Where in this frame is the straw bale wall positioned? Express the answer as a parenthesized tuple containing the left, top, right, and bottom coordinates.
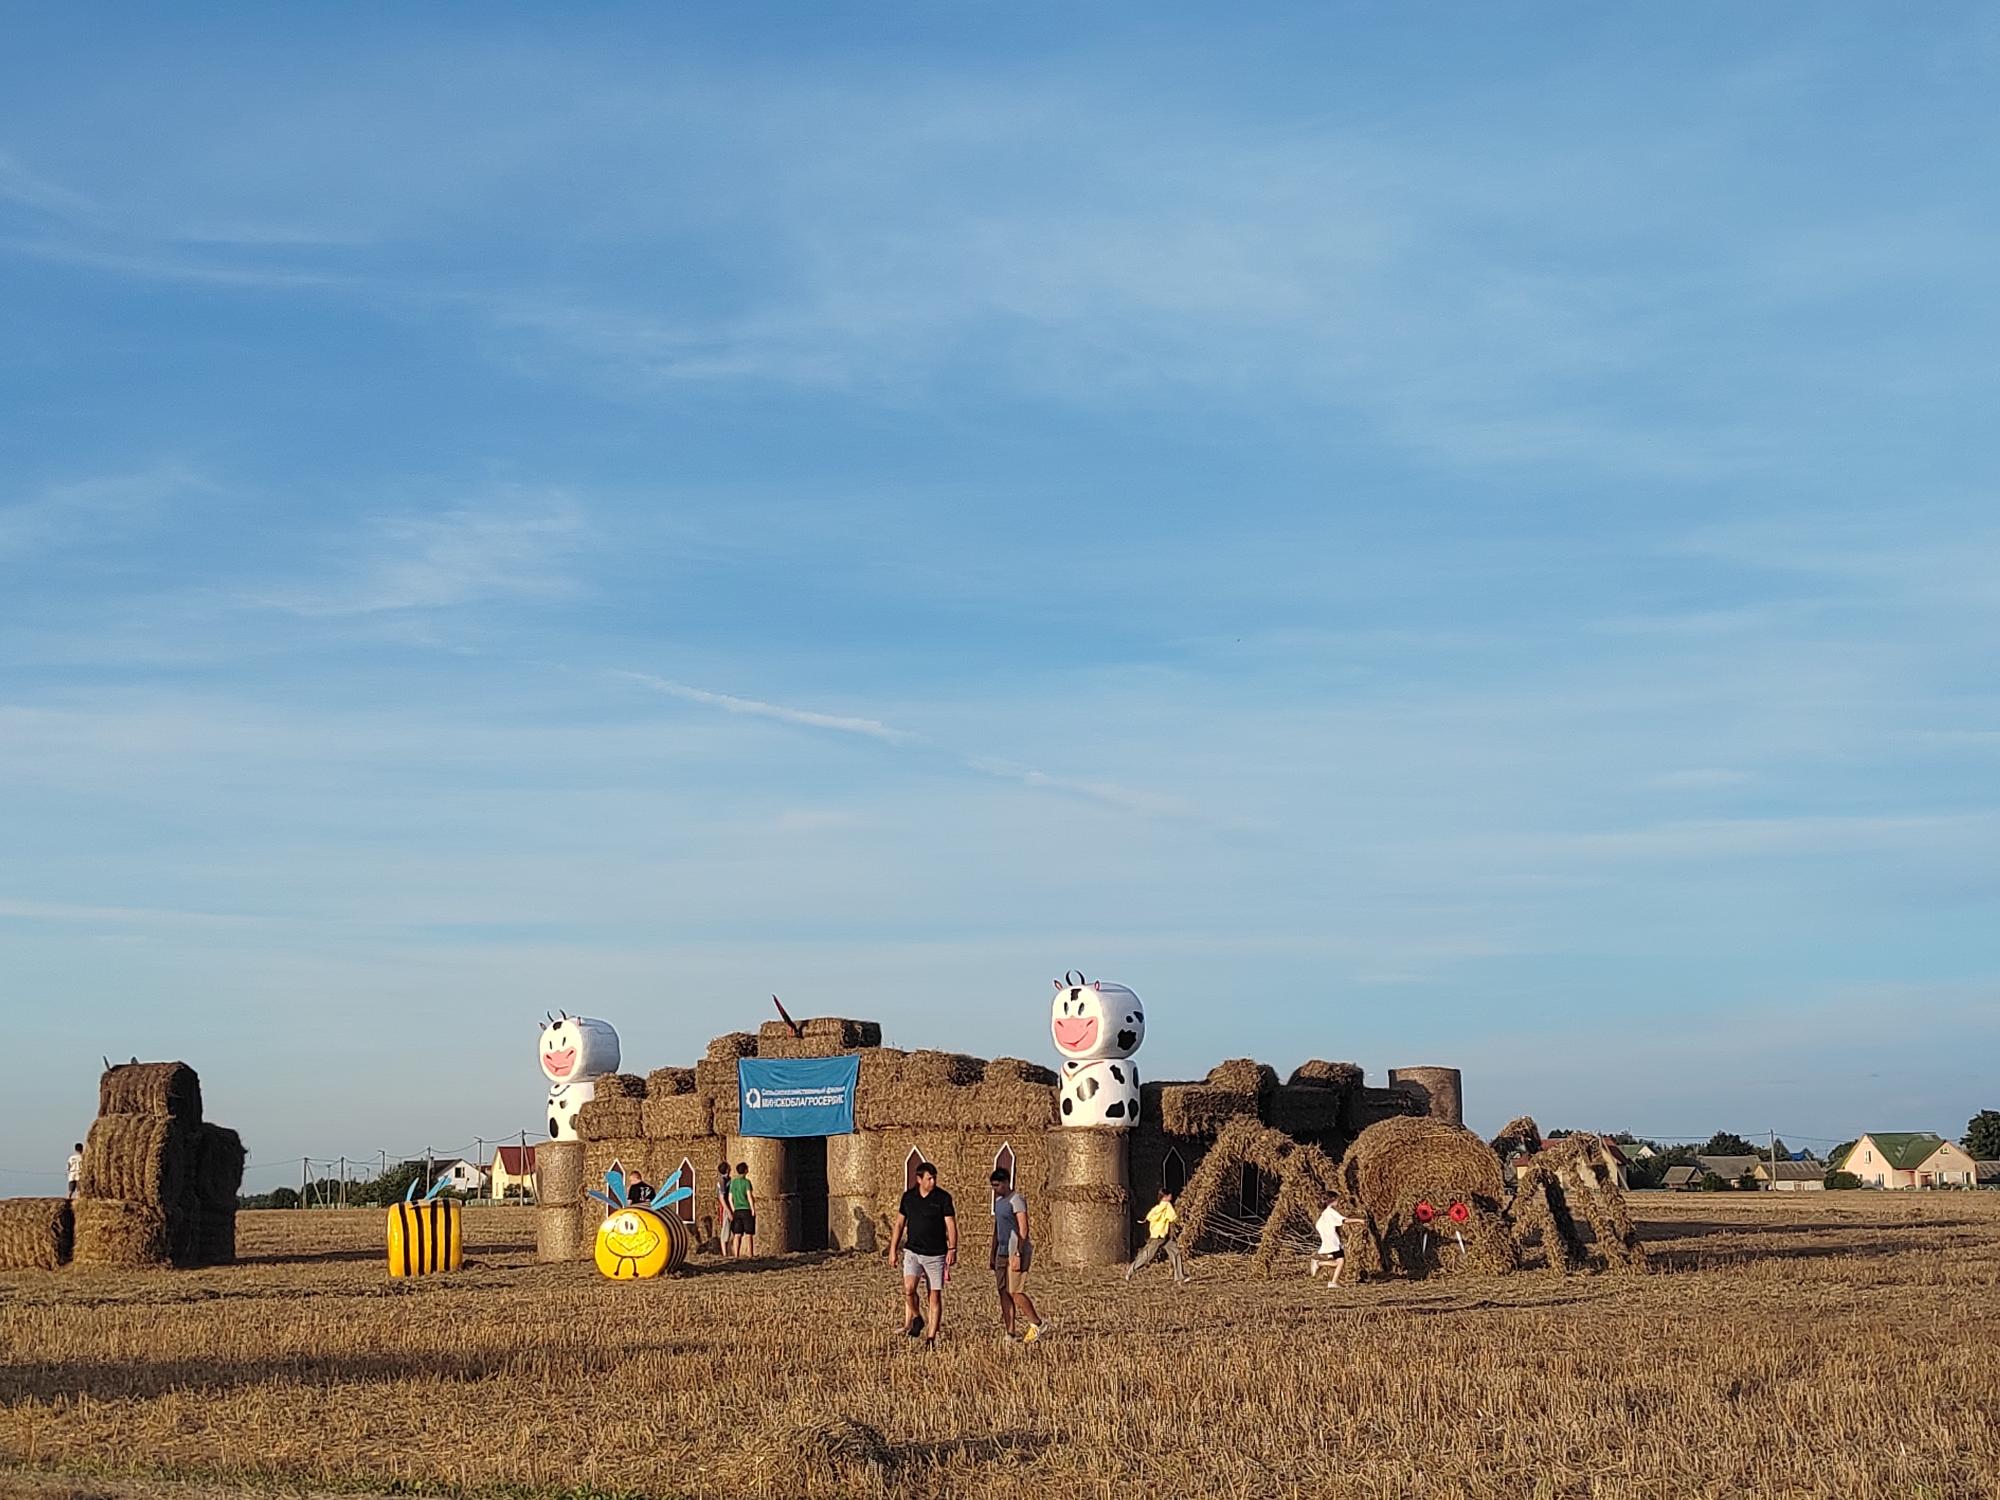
(576, 1096, 644, 1138)
(642, 1093, 714, 1140)
(593, 1072, 648, 1101)
(194, 1125, 246, 1208)
(647, 1066, 696, 1096)
(74, 1060, 240, 1270)
(705, 1031, 759, 1062)
(0, 1198, 74, 1271)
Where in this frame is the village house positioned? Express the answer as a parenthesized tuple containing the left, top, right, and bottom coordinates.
(1696, 1154, 1762, 1187)
(1838, 1133, 1979, 1189)
(437, 1158, 486, 1195)
(1749, 1159, 1824, 1192)
(488, 1144, 537, 1200)
(1662, 1164, 1702, 1191)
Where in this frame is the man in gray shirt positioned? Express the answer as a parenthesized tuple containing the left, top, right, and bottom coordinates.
(989, 1166, 1044, 1342)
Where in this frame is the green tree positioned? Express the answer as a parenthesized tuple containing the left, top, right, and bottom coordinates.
(1828, 1140, 1857, 1171)
(268, 1186, 301, 1209)
(1698, 1172, 1727, 1192)
(1962, 1111, 2000, 1161)
(1702, 1132, 1759, 1157)
(1824, 1170, 1861, 1190)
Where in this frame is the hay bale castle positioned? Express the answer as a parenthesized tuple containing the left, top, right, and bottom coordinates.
(540, 1015, 1459, 1267)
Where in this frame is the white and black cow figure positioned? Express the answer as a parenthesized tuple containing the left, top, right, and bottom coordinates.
(1051, 973, 1145, 1129)
(539, 1012, 621, 1142)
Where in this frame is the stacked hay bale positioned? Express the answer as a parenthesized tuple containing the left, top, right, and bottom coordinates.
(1173, 1114, 1341, 1269)
(1337, 1115, 1517, 1279)
(0, 1198, 75, 1270)
(74, 1062, 243, 1269)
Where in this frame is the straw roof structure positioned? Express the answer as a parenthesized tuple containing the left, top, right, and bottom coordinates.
(1174, 1115, 1342, 1272)
(1510, 1133, 1646, 1272)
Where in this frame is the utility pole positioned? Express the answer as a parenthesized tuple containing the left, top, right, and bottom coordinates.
(475, 1138, 484, 1203)
(300, 1156, 307, 1208)
(1770, 1130, 1779, 1192)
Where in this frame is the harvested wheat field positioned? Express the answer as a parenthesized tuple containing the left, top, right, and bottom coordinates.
(3, 1194, 1998, 1500)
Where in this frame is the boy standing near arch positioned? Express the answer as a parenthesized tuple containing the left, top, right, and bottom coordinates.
(989, 1165, 1043, 1342)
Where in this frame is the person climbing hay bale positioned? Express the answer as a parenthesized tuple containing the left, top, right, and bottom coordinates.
(1338, 1115, 1517, 1278)
(0, 1197, 75, 1270)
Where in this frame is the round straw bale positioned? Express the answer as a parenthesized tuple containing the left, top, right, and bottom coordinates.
(537, 1141, 585, 1205)
(0, 1197, 74, 1270)
(81, 1115, 193, 1204)
(98, 1061, 202, 1122)
(537, 1205, 584, 1262)
(194, 1124, 246, 1208)
(1490, 1114, 1542, 1160)
(72, 1198, 171, 1267)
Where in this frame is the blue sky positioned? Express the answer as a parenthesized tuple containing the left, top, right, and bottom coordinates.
(3, 7, 1996, 1193)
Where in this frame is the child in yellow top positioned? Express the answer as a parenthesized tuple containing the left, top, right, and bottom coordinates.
(1124, 1187, 1188, 1285)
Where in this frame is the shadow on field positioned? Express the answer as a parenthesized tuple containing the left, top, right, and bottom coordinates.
(0, 1338, 705, 1404)
(1641, 1233, 1979, 1272)
(684, 1251, 840, 1275)
(1637, 1216, 1978, 1244)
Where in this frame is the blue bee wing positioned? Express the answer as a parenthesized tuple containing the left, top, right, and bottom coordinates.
(606, 1163, 627, 1207)
(586, 1189, 617, 1208)
(405, 1178, 420, 1202)
(426, 1175, 452, 1200)
(658, 1185, 693, 1207)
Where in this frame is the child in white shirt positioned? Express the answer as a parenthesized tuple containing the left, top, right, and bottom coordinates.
(1310, 1193, 1355, 1287)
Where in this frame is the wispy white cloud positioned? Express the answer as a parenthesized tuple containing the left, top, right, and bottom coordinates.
(0, 463, 207, 557)
(249, 496, 585, 616)
(612, 670, 914, 743)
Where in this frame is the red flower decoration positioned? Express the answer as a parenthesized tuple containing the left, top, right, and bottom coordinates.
(1413, 1200, 1435, 1223)
(1448, 1201, 1470, 1224)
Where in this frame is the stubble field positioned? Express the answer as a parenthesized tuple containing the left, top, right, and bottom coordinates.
(3, 1192, 1997, 1500)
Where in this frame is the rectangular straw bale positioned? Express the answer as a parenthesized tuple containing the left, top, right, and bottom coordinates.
(1270, 1084, 1346, 1137)
(98, 1061, 202, 1123)
(194, 1124, 246, 1208)
(81, 1114, 193, 1204)
(967, 1080, 1056, 1130)
(1204, 1058, 1277, 1095)
(197, 1206, 236, 1265)
(755, 1034, 845, 1060)
(72, 1198, 171, 1267)
(0, 1197, 74, 1270)
(577, 1096, 644, 1140)
(643, 1092, 714, 1139)
(694, 1058, 742, 1103)
(902, 1050, 986, 1087)
(646, 1066, 696, 1096)
(801, 1017, 882, 1047)
(593, 1073, 648, 1101)
(984, 1057, 1057, 1086)
(1289, 1059, 1363, 1091)
(704, 1031, 759, 1062)
(1155, 1084, 1262, 1137)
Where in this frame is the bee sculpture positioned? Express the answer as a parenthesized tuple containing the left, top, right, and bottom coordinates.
(590, 1162, 694, 1280)
(386, 1174, 463, 1278)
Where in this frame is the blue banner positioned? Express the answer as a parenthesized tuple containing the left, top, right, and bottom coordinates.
(738, 1055, 859, 1138)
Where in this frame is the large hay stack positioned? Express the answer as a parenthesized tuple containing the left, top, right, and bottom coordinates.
(1172, 1115, 1342, 1272)
(0, 1198, 75, 1270)
(1338, 1115, 1517, 1279)
(72, 1061, 244, 1269)
(1511, 1132, 1647, 1273)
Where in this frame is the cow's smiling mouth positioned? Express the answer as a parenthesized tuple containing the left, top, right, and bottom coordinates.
(1053, 1016, 1098, 1051)
(543, 1048, 577, 1078)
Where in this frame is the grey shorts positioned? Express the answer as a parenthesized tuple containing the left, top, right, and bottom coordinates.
(902, 1250, 947, 1286)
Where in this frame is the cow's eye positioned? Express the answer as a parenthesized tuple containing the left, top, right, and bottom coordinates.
(1448, 1201, 1469, 1224)
(1414, 1201, 1436, 1224)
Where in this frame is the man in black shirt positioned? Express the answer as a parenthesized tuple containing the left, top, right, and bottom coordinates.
(888, 1161, 957, 1344)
